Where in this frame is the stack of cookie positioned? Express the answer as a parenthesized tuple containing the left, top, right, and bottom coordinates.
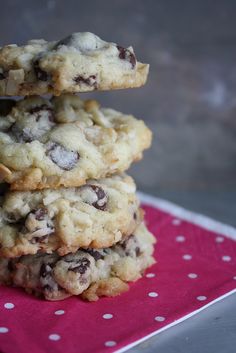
(0, 32, 155, 301)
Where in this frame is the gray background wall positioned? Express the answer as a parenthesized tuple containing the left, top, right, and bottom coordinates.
(0, 0, 235, 220)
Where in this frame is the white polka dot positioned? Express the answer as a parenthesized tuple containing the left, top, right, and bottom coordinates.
(148, 292, 158, 298)
(146, 273, 156, 278)
(176, 235, 185, 242)
(4, 303, 14, 309)
(54, 310, 65, 315)
(172, 219, 181, 225)
(155, 316, 165, 322)
(0, 327, 9, 333)
(215, 236, 224, 243)
(182, 254, 192, 260)
(49, 334, 61, 341)
(197, 296, 207, 301)
(105, 341, 116, 347)
(103, 314, 113, 319)
(222, 255, 231, 262)
(188, 273, 198, 279)
(233, 276, 236, 280)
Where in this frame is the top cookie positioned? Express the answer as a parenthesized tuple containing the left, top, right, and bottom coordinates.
(0, 32, 149, 96)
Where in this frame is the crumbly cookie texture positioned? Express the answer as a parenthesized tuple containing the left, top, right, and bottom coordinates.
(0, 94, 152, 191)
(0, 174, 142, 257)
(0, 223, 156, 301)
(0, 32, 149, 96)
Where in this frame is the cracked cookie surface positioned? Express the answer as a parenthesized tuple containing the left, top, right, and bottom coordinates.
(0, 94, 152, 190)
(0, 174, 142, 257)
(0, 223, 156, 301)
(0, 32, 149, 96)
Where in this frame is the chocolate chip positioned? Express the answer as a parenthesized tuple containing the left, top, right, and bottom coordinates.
(4, 212, 17, 223)
(29, 105, 54, 122)
(133, 212, 137, 220)
(40, 263, 52, 278)
(117, 45, 136, 68)
(30, 234, 49, 244)
(43, 283, 64, 292)
(29, 105, 47, 114)
(0, 72, 6, 80)
(70, 258, 90, 274)
(33, 59, 49, 81)
(135, 247, 141, 257)
(0, 183, 9, 196)
(54, 34, 96, 52)
(43, 284, 53, 292)
(7, 260, 15, 272)
(121, 235, 140, 257)
(8, 214, 26, 228)
(85, 249, 104, 261)
(54, 35, 74, 49)
(47, 142, 80, 171)
(24, 208, 54, 241)
(88, 185, 107, 211)
(9, 104, 55, 142)
(74, 75, 97, 89)
(0, 99, 15, 116)
(121, 236, 132, 250)
(33, 208, 48, 221)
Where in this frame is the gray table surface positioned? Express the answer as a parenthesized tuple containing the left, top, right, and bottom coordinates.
(130, 291, 236, 353)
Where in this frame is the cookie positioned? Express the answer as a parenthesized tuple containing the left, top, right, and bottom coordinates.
(0, 174, 143, 257)
(0, 32, 149, 96)
(0, 223, 156, 301)
(0, 94, 152, 190)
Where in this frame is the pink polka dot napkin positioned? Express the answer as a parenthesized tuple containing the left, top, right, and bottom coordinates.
(0, 193, 236, 353)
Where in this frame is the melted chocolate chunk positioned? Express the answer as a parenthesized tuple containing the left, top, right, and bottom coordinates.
(24, 208, 54, 242)
(86, 249, 104, 261)
(29, 105, 54, 122)
(43, 283, 64, 292)
(0, 183, 9, 196)
(39, 260, 62, 293)
(88, 184, 108, 211)
(9, 105, 54, 142)
(117, 45, 136, 68)
(29, 105, 47, 114)
(54, 35, 73, 49)
(43, 284, 53, 292)
(5, 212, 20, 223)
(135, 247, 141, 257)
(0, 72, 6, 80)
(121, 235, 140, 256)
(33, 208, 48, 221)
(0, 99, 16, 116)
(33, 59, 49, 81)
(7, 260, 15, 272)
(40, 263, 52, 278)
(54, 34, 98, 52)
(8, 213, 27, 228)
(30, 234, 49, 244)
(70, 258, 90, 274)
(121, 236, 132, 250)
(47, 142, 80, 171)
(74, 75, 97, 88)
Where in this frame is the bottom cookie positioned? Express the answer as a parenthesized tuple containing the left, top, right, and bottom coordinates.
(0, 223, 156, 301)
